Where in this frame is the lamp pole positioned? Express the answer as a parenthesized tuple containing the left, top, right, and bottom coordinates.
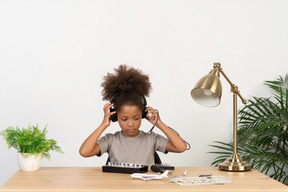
(233, 91, 238, 156)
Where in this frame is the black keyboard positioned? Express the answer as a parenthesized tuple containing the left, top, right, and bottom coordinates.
(102, 163, 148, 174)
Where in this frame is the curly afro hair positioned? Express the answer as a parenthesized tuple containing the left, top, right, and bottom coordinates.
(101, 65, 152, 111)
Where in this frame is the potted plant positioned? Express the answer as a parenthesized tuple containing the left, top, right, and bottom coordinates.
(210, 74, 288, 185)
(0, 124, 63, 171)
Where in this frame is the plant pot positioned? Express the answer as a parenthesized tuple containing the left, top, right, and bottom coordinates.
(17, 152, 42, 171)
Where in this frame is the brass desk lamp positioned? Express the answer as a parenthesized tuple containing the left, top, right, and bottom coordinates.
(191, 63, 252, 171)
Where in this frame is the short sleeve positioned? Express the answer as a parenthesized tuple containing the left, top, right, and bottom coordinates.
(96, 133, 112, 156)
(153, 133, 169, 154)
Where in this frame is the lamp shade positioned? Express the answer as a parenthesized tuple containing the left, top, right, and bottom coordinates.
(191, 67, 222, 107)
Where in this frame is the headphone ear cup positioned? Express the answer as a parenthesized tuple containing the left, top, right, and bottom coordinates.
(142, 107, 147, 119)
(142, 95, 147, 119)
(109, 92, 120, 122)
(109, 108, 117, 122)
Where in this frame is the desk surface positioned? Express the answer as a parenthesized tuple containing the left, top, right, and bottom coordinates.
(0, 167, 287, 192)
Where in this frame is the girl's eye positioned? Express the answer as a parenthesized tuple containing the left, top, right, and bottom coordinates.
(121, 119, 127, 121)
(134, 118, 139, 121)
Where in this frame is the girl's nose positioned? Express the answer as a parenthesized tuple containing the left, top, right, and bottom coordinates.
(128, 120, 133, 127)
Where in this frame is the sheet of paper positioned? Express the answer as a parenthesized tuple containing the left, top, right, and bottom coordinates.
(170, 176, 232, 186)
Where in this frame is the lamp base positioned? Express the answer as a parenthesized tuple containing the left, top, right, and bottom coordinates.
(219, 154, 252, 172)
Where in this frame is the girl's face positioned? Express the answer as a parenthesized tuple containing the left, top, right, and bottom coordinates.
(117, 105, 142, 137)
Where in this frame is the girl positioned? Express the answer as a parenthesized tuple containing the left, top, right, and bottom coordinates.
(79, 65, 186, 165)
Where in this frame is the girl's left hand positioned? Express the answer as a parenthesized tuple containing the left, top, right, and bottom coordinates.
(145, 107, 160, 125)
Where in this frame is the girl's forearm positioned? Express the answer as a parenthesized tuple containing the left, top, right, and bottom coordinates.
(156, 121, 187, 152)
(79, 124, 107, 157)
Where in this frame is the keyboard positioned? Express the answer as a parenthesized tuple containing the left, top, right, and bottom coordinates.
(102, 163, 148, 174)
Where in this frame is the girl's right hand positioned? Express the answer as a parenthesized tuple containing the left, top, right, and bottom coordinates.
(101, 103, 116, 127)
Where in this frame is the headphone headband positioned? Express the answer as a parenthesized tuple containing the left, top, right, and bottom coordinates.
(110, 91, 147, 106)
(109, 92, 120, 103)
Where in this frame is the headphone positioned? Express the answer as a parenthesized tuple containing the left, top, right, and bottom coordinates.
(109, 92, 148, 122)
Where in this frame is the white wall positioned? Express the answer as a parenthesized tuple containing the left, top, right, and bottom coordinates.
(0, 0, 287, 185)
